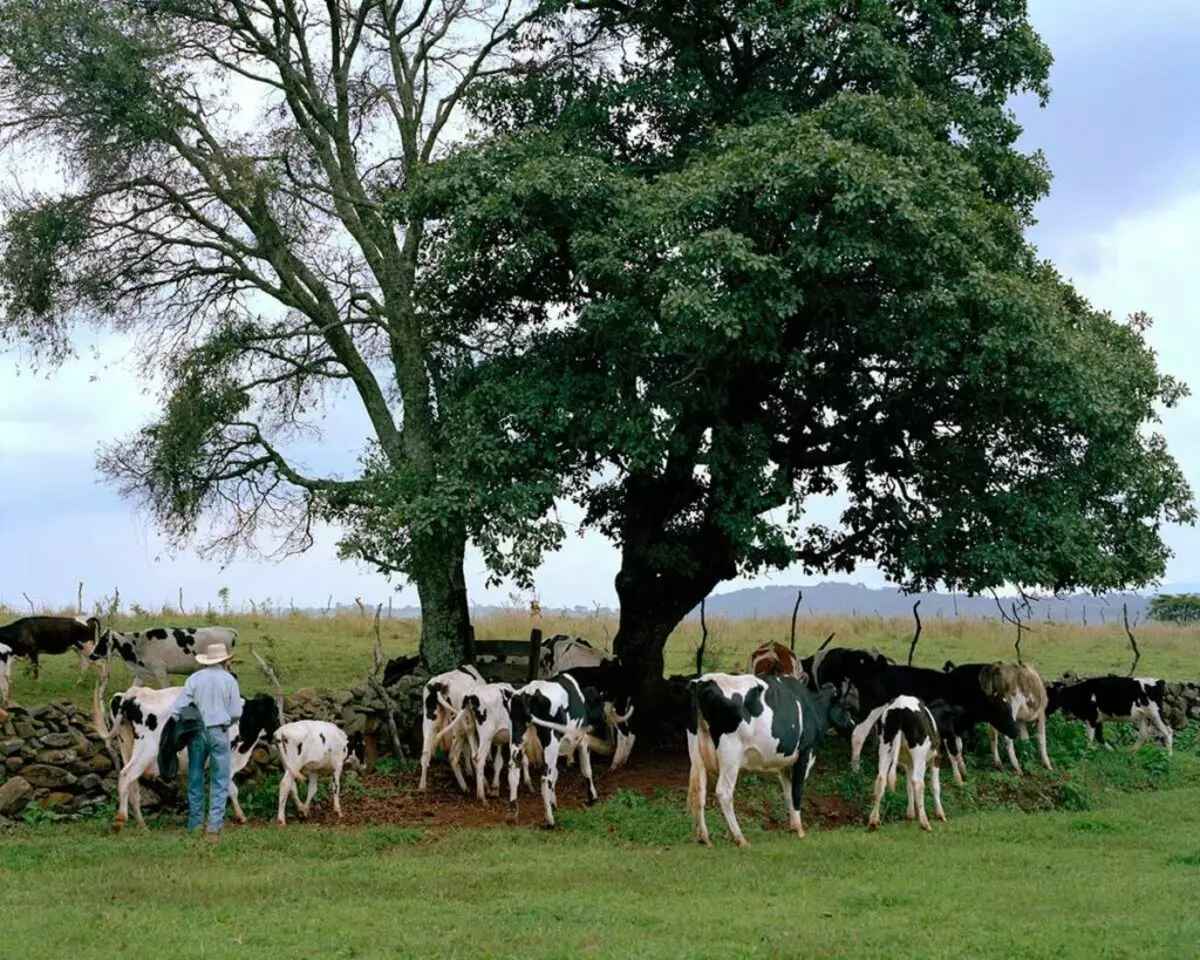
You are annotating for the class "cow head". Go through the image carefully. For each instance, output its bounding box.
[815,683,856,735]
[233,694,280,757]
[346,731,367,771]
[89,629,136,664]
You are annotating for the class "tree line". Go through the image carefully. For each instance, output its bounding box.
[0,1,1193,685]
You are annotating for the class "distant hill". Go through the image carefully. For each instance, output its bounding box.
[295,579,1191,625]
[683,582,1157,625]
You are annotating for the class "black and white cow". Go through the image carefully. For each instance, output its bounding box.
[508,673,624,827]
[444,681,533,804]
[89,626,238,687]
[1045,675,1174,754]
[92,682,278,830]
[943,661,1052,774]
[559,660,637,771]
[538,635,611,678]
[274,720,365,824]
[799,646,894,702]
[686,673,854,847]
[418,664,485,793]
[853,695,948,831]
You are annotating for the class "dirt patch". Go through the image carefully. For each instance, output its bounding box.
[297,743,863,833]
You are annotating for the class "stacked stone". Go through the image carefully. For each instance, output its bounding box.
[0,704,115,819]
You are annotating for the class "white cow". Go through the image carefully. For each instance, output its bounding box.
[89,626,238,687]
[273,720,362,824]
[91,681,278,830]
[418,664,485,793]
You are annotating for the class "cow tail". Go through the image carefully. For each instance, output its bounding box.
[91,677,113,740]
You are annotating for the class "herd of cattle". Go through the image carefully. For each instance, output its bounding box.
[0,615,1184,843]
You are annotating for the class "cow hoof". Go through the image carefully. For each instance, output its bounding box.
[586,795,597,807]
[921,822,932,833]
[135,822,149,833]
[697,836,711,847]
[236,814,248,825]
[794,828,805,840]
[868,821,879,832]
[937,812,947,822]
[733,837,749,849]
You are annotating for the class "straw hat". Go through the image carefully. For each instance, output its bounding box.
[195,643,236,665]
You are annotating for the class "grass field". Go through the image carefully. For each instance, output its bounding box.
[3,604,1198,706]
[1,605,1197,959]
[2,783,1198,959]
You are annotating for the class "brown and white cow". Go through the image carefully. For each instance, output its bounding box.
[944,661,1052,774]
[746,642,805,681]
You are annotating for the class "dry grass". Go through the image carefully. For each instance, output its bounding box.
[2,600,1198,706]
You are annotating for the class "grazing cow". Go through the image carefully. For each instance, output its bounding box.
[848,663,1022,772]
[508,673,620,827]
[273,720,364,824]
[381,653,421,688]
[0,643,12,719]
[538,635,611,678]
[1045,675,1174,754]
[746,642,804,681]
[418,664,485,792]
[558,659,637,770]
[686,674,854,847]
[89,625,238,687]
[92,682,279,830]
[852,695,948,831]
[0,615,100,680]
[944,661,1052,774]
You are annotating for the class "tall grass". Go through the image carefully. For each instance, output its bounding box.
[2,600,1197,705]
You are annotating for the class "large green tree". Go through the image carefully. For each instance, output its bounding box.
[410,0,1195,685]
[0,0,566,670]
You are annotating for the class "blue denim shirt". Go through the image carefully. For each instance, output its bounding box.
[171,665,243,728]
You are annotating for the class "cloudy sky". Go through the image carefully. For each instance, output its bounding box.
[2,0,1199,613]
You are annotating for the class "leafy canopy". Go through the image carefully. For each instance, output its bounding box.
[410,0,1194,629]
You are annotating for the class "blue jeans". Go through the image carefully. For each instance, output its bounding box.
[186,726,231,832]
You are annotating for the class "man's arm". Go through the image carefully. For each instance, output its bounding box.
[226,673,243,722]
[170,676,195,718]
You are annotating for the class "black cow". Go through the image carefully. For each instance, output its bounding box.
[685,673,854,847]
[1045,676,1174,754]
[0,615,99,679]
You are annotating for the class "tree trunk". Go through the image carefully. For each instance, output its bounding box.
[612,538,726,743]
[412,531,472,673]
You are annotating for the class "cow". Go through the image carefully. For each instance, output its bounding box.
[508,673,621,827]
[442,681,533,804]
[0,643,12,719]
[853,695,947,831]
[847,663,1022,773]
[685,673,854,847]
[746,642,804,681]
[92,681,279,830]
[558,659,637,771]
[89,625,238,687]
[273,719,365,824]
[381,653,421,688]
[1045,675,1174,754]
[418,664,485,792]
[0,615,100,680]
[944,661,1052,774]
[538,635,611,678]
[799,646,894,704]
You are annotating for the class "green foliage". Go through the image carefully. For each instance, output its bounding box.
[415,0,1194,655]
[1147,593,1200,624]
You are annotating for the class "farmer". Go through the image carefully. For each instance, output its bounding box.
[168,642,242,842]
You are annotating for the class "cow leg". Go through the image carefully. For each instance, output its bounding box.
[1005,734,1024,776]
[227,776,247,825]
[113,760,140,831]
[506,741,524,813]
[76,646,90,686]
[474,734,491,805]
[910,748,931,831]
[868,738,891,831]
[931,755,946,823]
[277,769,295,824]
[332,763,344,818]
[577,740,598,806]
[788,747,813,841]
[1036,714,1052,771]
[418,716,437,791]
[130,779,147,831]
[1095,721,1113,751]
[539,735,562,827]
[300,775,318,817]
[490,742,504,796]
[988,726,1003,770]
[686,732,711,846]
[713,747,746,847]
[776,769,802,839]
[448,727,470,794]
[31,650,39,681]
